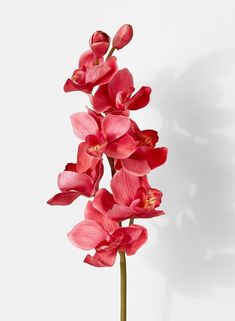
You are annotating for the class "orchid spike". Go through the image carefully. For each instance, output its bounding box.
[47,24,168,321]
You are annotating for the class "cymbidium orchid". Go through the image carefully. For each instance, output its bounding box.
[90,68,151,115]
[47,144,104,206]
[70,111,136,159]
[48,24,168,321]
[109,169,164,221]
[64,49,118,93]
[68,188,147,267]
[115,119,168,176]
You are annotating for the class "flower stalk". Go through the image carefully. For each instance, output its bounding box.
[108,157,127,321]
[106,46,115,59]
[119,251,127,321]
[47,23,168,321]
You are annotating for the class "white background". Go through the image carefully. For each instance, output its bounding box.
[1,0,235,320]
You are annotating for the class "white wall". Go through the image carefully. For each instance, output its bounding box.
[1,0,235,320]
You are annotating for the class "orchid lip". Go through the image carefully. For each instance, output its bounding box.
[141,189,161,209]
[71,70,85,83]
[137,133,155,148]
[86,141,107,157]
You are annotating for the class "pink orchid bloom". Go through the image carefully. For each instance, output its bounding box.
[109,169,164,221]
[70,111,137,159]
[64,49,118,94]
[90,68,151,115]
[67,188,148,267]
[47,143,104,206]
[115,120,168,176]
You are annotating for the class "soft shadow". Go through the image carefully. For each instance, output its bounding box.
[146,49,235,321]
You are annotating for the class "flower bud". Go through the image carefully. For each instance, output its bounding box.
[89,31,110,58]
[112,24,133,50]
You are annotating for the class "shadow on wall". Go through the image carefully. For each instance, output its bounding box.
[146,49,235,321]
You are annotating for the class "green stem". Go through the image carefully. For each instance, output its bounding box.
[107,157,126,321]
[119,251,127,321]
[106,46,115,59]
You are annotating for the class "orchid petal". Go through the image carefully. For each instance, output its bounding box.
[126,86,152,110]
[111,169,140,206]
[58,171,93,195]
[92,160,104,194]
[102,115,130,142]
[63,79,93,93]
[85,201,102,220]
[85,196,118,233]
[71,112,99,140]
[145,147,168,170]
[121,158,151,176]
[114,224,148,255]
[63,79,79,92]
[76,142,93,173]
[78,49,96,69]
[68,220,108,250]
[92,188,116,214]
[87,107,104,129]
[108,204,136,221]
[108,69,133,102]
[90,85,112,113]
[85,57,118,86]
[105,134,136,159]
[84,249,117,267]
[134,209,165,219]
[47,191,80,206]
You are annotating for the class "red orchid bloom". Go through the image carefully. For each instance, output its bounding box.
[115,120,168,176]
[90,68,151,115]
[67,188,148,267]
[109,169,164,221]
[47,144,103,206]
[70,111,137,159]
[64,49,118,94]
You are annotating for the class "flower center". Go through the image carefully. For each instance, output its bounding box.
[142,190,157,209]
[71,69,85,83]
[87,142,107,157]
[138,133,154,148]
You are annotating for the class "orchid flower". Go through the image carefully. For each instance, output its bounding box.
[64,49,118,93]
[47,144,103,206]
[70,111,137,159]
[90,68,151,115]
[115,119,168,176]
[68,188,147,267]
[109,169,164,221]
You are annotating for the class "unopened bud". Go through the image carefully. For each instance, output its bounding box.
[90,31,110,58]
[112,24,133,50]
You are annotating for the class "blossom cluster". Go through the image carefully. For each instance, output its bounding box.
[48,24,168,267]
